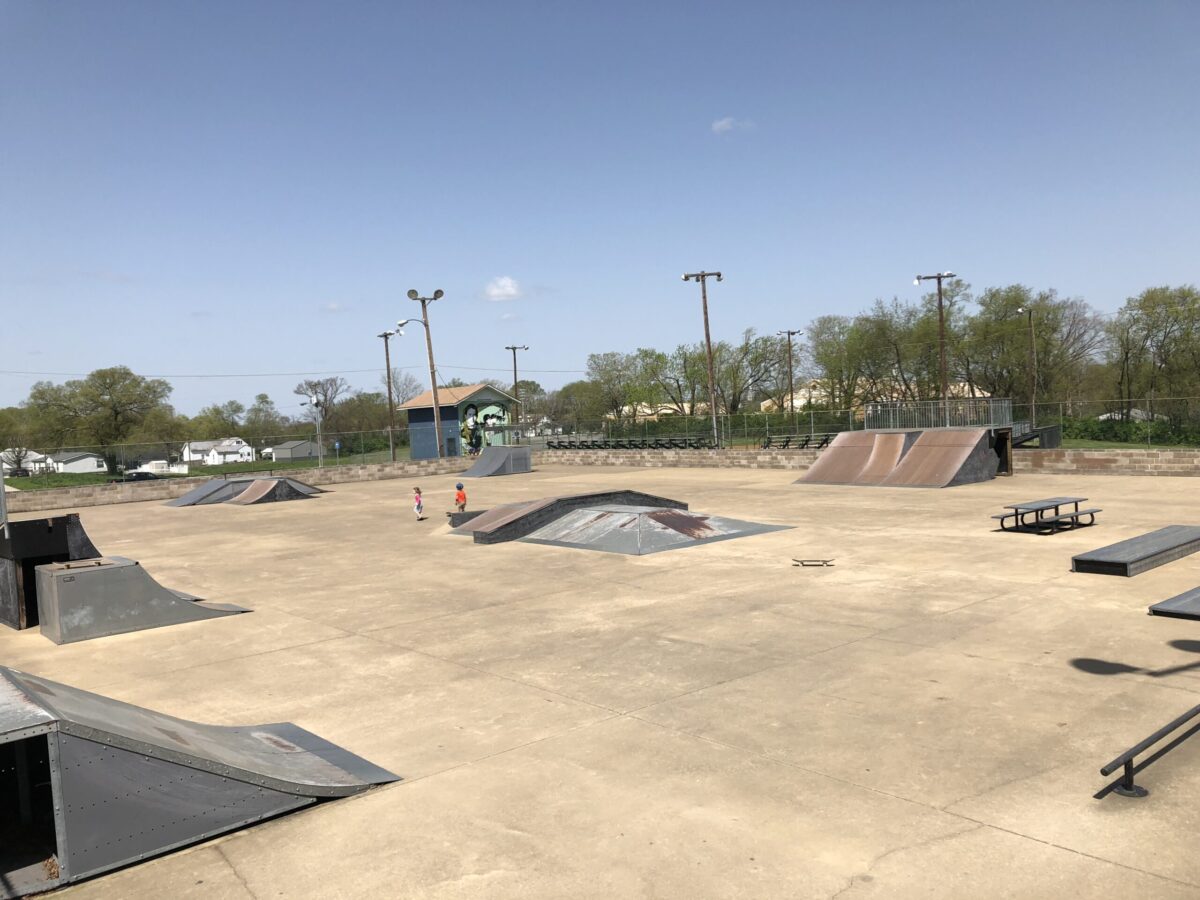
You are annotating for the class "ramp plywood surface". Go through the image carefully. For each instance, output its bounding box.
[797,431,878,484]
[880,429,993,488]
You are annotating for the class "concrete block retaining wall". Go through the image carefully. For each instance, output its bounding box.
[7,447,1199,514]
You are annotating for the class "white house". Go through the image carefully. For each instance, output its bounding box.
[1,449,50,473]
[182,438,256,466]
[49,452,108,474]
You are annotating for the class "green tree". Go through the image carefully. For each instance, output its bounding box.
[243,393,288,438]
[191,400,246,439]
[26,366,173,471]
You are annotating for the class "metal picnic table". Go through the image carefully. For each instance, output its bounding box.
[995,496,1099,533]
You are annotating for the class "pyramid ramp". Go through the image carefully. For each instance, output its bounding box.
[35,557,248,644]
[1,515,102,631]
[224,477,315,505]
[462,445,533,478]
[522,505,789,555]
[164,479,243,507]
[0,666,398,897]
[880,428,996,487]
[452,490,688,544]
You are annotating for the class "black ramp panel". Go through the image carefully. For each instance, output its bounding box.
[1150,587,1200,620]
[1072,525,1200,577]
[35,557,247,644]
[57,733,312,882]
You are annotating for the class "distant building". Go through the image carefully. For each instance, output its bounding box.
[268,440,320,461]
[399,383,516,460]
[182,438,255,466]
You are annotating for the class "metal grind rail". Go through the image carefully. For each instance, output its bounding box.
[1099,702,1200,798]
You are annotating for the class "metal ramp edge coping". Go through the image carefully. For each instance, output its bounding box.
[0,666,399,797]
[456,490,688,544]
[1149,586,1200,620]
[1072,525,1200,577]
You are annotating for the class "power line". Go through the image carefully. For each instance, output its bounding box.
[0,363,587,380]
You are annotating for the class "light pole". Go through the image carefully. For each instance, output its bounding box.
[914,271,956,424]
[682,271,723,448]
[301,396,324,467]
[776,328,804,426]
[378,330,398,462]
[1017,305,1038,428]
[405,289,445,458]
[505,345,529,428]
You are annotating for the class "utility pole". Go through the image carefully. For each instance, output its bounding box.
[682,271,723,448]
[1018,305,1037,429]
[302,396,324,467]
[406,289,445,457]
[914,271,956,426]
[505,344,529,427]
[776,328,804,427]
[378,330,398,462]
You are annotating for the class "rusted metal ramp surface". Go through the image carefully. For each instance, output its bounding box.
[0,666,398,898]
[461,445,533,478]
[1,515,103,631]
[167,477,323,507]
[522,505,789,555]
[452,490,688,544]
[878,428,994,488]
[35,557,247,644]
[798,428,997,489]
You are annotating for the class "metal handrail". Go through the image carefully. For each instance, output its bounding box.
[1099,702,1200,798]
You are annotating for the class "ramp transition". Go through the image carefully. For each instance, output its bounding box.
[1,515,103,631]
[461,445,533,478]
[0,666,398,897]
[798,428,998,488]
[167,477,323,507]
[35,557,247,644]
[1073,526,1200,577]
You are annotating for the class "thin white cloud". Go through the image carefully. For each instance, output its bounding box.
[321,302,345,313]
[711,116,753,135]
[500,312,520,321]
[485,276,522,302]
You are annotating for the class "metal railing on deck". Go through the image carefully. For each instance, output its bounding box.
[864,398,1013,431]
[1098,702,1200,798]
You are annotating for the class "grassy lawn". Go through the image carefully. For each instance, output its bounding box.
[1060,437,1199,451]
[3,473,115,491]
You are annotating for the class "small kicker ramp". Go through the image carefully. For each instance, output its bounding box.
[461,445,533,478]
[1,515,103,631]
[167,477,324,507]
[35,557,247,644]
[523,505,790,555]
[1073,526,1200,577]
[0,666,398,897]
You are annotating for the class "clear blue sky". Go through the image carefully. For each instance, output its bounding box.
[3,1,1197,415]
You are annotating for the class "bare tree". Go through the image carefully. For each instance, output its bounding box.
[381,369,424,405]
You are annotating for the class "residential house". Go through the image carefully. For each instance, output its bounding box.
[1,449,50,473]
[181,438,256,466]
[49,452,108,474]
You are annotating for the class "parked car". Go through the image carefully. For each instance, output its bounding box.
[6,467,30,478]
[108,471,160,483]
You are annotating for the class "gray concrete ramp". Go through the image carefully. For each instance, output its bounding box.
[35,557,247,644]
[461,445,533,477]
[0,666,398,897]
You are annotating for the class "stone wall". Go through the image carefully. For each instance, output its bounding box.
[5,457,472,514]
[1012,448,1200,476]
[529,449,820,470]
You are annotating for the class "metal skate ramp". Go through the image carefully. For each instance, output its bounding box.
[166,477,324,507]
[798,428,998,488]
[461,445,533,478]
[0,666,398,898]
[522,505,789,555]
[35,557,247,644]
[452,490,687,544]
[1,515,103,631]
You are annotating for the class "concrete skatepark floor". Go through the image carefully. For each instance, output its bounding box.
[5,465,1200,898]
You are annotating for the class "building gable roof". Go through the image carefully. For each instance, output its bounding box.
[398,383,516,411]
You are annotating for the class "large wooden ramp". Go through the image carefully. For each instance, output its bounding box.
[878,428,996,488]
[797,432,885,485]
